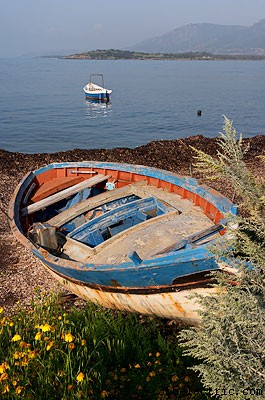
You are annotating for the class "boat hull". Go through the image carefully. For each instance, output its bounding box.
[84,92,111,101]
[9,161,237,324]
[42,261,217,325]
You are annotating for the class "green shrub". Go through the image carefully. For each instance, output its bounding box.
[179,117,265,399]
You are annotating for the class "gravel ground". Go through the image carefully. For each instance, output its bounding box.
[1,134,264,312]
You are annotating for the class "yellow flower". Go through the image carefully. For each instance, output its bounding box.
[155,352,160,357]
[149,371,156,377]
[0,372,8,381]
[29,350,37,359]
[19,341,27,348]
[81,339,86,346]
[168,384,174,392]
[68,343,76,350]
[57,370,65,377]
[46,341,54,351]
[9,322,14,327]
[2,384,10,393]
[134,363,141,369]
[13,351,25,359]
[120,367,126,373]
[100,390,109,398]
[15,386,23,395]
[0,307,4,314]
[0,362,9,374]
[39,324,52,332]
[63,333,75,343]
[76,372,85,382]
[11,334,22,342]
[147,361,152,367]
[12,380,18,387]
[171,375,179,382]
[35,332,42,340]
[184,375,190,382]
[21,358,29,367]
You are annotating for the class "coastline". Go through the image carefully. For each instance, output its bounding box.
[1,134,264,312]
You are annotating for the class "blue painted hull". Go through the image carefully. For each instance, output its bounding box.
[85,92,110,101]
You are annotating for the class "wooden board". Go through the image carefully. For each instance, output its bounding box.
[22,174,111,217]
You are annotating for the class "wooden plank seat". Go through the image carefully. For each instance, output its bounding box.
[22,174,111,217]
[47,181,148,228]
[68,196,166,247]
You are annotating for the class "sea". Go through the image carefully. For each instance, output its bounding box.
[0,57,264,154]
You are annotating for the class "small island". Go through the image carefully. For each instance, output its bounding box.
[58,49,265,61]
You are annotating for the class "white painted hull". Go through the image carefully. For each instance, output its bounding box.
[42,261,218,325]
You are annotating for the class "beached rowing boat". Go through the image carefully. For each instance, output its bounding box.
[9,161,237,324]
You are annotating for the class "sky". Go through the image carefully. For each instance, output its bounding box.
[1,0,265,57]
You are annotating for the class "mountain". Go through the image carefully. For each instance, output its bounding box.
[129,19,265,55]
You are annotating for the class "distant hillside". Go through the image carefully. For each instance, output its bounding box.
[129,19,265,55]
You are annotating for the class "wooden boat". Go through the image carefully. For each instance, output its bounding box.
[9,161,237,325]
[83,74,112,101]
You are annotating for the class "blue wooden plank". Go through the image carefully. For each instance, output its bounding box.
[85,229,104,247]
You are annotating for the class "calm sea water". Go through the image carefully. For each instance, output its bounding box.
[0,57,264,153]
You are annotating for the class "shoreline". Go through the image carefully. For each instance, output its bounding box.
[1,134,265,312]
